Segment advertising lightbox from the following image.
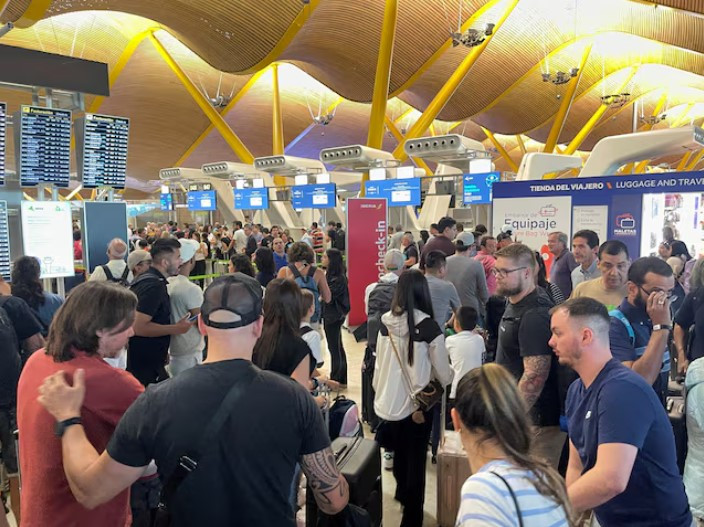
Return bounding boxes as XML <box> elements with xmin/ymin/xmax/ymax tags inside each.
<box><xmin>20</xmin><ymin>201</ymin><xmax>74</xmax><ymax>278</ymax></box>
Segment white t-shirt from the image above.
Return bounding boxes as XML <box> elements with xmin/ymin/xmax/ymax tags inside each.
<box><xmin>456</xmin><ymin>459</ymin><xmax>568</xmax><ymax>526</ymax></box>
<box><xmin>88</xmin><ymin>259</ymin><xmax>133</xmax><ymax>284</ymax></box>
<box><xmin>446</xmin><ymin>331</ymin><xmax>485</xmax><ymax>398</ymax></box>
<box><xmin>234</xmin><ymin>229</ymin><xmax>247</xmax><ymax>253</ymax></box>
<box><xmin>166</xmin><ymin>275</ymin><xmax>204</xmax><ymax>357</ymax></box>
<box><xmin>300</xmin><ymin>322</ymin><xmax>322</xmax><ymax>366</ymax></box>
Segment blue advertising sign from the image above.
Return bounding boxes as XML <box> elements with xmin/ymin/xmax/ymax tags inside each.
<box><xmin>463</xmin><ymin>172</ymin><xmax>499</xmax><ymax>205</ymax></box>
<box><xmin>234</xmin><ymin>187</ymin><xmax>269</xmax><ymax>210</ymax></box>
<box><xmin>291</xmin><ymin>183</ymin><xmax>337</xmax><ymax>209</ymax></box>
<box><xmin>160</xmin><ymin>193</ymin><xmax>173</xmax><ymax>211</ymax></box>
<box><xmin>609</xmin><ymin>193</ymin><xmax>642</xmax><ymax>259</ymax></box>
<box><xmin>187</xmin><ymin>190</ymin><xmax>217</xmax><ymax>211</ymax></box>
<box><xmin>364</xmin><ymin>178</ymin><xmax>421</xmax><ymax>207</ymax></box>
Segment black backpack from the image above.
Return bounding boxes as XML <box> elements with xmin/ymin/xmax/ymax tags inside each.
<box><xmin>334</xmin><ymin>229</ymin><xmax>346</xmax><ymax>251</ymax></box>
<box><xmin>0</xmin><ymin>297</ymin><xmax>21</xmax><ymax>408</ymax></box>
<box><xmin>102</xmin><ymin>264</ymin><xmax>130</xmax><ymax>287</ymax></box>
<box><xmin>366</xmin><ymin>281</ymin><xmax>396</xmax><ymax>352</ymax></box>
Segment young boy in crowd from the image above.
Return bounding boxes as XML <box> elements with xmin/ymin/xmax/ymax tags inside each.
<box><xmin>447</xmin><ymin>306</ymin><xmax>486</xmax><ymax>401</ymax></box>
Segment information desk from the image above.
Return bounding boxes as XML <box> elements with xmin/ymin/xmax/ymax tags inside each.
<box><xmin>16</xmin><ymin>106</ymin><xmax>72</xmax><ymax>188</ymax></box>
<box><xmin>76</xmin><ymin>113</ymin><xmax>129</xmax><ymax>189</ymax></box>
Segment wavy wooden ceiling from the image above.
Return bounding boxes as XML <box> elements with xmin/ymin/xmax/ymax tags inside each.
<box><xmin>1</xmin><ymin>0</ymin><xmax>704</xmax><ymax>185</ymax></box>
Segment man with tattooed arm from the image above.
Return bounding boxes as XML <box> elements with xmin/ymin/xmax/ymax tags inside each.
<box><xmin>35</xmin><ymin>273</ymin><xmax>348</xmax><ymax>526</ymax></box>
<box><xmin>494</xmin><ymin>243</ymin><xmax>564</xmax><ymax>469</ymax></box>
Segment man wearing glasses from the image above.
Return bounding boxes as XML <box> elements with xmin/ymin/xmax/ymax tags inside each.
<box><xmin>494</xmin><ymin>243</ymin><xmax>563</xmax><ymax>469</ymax></box>
<box><xmin>609</xmin><ymin>256</ymin><xmax>676</xmax><ymax>405</ymax></box>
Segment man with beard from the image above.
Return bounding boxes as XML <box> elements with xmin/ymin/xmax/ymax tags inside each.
<box><xmin>128</xmin><ymin>238</ymin><xmax>192</xmax><ymax>386</ymax></box>
<box><xmin>608</xmin><ymin>257</ymin><xmax>675</xmax><ymax>405</ymax></box>
<box><xmin>494</xmin><ymin>243</ymin><xmax>562</xmax><ymax>469</ymax></box>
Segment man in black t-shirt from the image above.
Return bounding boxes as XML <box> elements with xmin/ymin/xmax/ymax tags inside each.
<box><xmin>128</xmin><ymin>238</ymin><xmax>192</xmax><ymax>386</ymax></box>
<box><xmin>494</xmin><ymin>243</ymin><xmax>563</xmax><ymax>469</ymax></box>
<box><xmin>401</xmin><ymin>232</ymin><xmax>419</xmax><ymax>268</ymax></box>
<box><xmin>36</xmin><ymin>273</ymin><xmax>348</xmax><ymax>526</ymax></box>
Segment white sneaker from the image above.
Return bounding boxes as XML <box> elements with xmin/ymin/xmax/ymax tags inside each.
<box><xmin>383</xmin><ymin>451</ymin><xmax>394</xmax><ymax>471</ymax></box>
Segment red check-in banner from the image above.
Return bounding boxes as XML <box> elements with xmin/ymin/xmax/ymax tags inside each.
<box><xmin>346</xmin><ymin>198</ymin><xmax>388</xmax><ymax>326</ymax></box>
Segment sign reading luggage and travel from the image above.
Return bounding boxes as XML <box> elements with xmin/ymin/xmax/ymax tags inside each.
<box><xmin>76</xmin><ymin>113</ymin><xmax>129</xmax><ymax>189</ymax></box>
<box><xmin>16</xmin><ymin>106</ymin><xmax>72</xmax><ymax>188</ymax></box>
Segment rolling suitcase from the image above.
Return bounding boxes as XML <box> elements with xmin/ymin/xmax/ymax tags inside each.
<box><xmin>306</xmin><ymin>436</ymin><xmax>382</xmax><ymax>527</ymax></box>
<box><xmin>436</xmin><ymin>398</ymin><xmax>472</xmax><ymax>527</ymax></box>
<box><xmin>667</xmin><ymin>395</ymin><xmax>687</xmax><ymax>474</ymax></box>
<box><xmin>361</xmin><ymin>346</ymin><xmax>380</xmax><ymax>431</ymax></box>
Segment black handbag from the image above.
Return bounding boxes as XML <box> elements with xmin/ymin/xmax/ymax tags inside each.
<box><xmin>151</xmin><ymin>367</ymin><xmax>257</xmax><ymax>526</ymax></box>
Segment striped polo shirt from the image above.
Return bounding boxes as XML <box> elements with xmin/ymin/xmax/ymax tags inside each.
<box><xmin>455</xmin><ymin>459</ymin><xmax>568</xmax><ymax>527</ymax></box>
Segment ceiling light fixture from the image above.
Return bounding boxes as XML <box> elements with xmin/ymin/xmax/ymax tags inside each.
<box><xmin>541</xmin><ymin>67</ymin><xmax>579</xmax><ymax>85</ymax></box>
<box><xmin>451</xmin><ymin>23</ymin><xmax>495</xmax><ymax>48</ymax></box>
<box><xmin>640</xmin><ymin>114</ymin><xmax>667</xmax><ymax>126</ymax></box>
<box><xmin>601</xmin><ymin>93</ymin><xmax>631</xmax><ymax>108</ymax></box>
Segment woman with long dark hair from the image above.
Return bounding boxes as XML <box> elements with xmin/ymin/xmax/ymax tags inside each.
<box><xmin>535</xmin><ymin>251</ymin><xmax>565</xmax><ymax>305</ymax></box>
<box><xmin>229</xmin><ymin>253</ymin><xmax>255</xmax><ymax>278</ymax></box>
<box><xmin>321</xmin><ymin>248</ymin><xmax>350</xmax><ymax>386</ymax></box>
<box><xmin>373</xmin><ymin>269</ymin><xmax>452</xmax><ymax>527</ymax></box>
<box><xmin>254</xmin><ymin>247</ymin><xmax>276</xmax><ymax>288</ymax></box>
<box><xmin>11</xmin><ymin>256</ymin><xmax>64</xmax><ymax>336</ymax></box>
<box><xmin>452</xmin><ymin>363</ymin><xmax>575</xmax><ymax>526</ymax></box>
<box><xmin>252</xmin><ymin>279</ymin><xmax>314</xmax><ymax>388</ymax></box>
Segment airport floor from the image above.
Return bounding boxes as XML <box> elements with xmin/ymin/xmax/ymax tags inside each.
<box><xmin>4</xmin><ymin>327</ymin><xmax>441</xmax><ymax>527</ymax></box>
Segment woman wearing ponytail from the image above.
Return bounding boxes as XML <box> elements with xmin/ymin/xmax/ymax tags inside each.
<box><xmin>452</xmin><ymin>363</ymin><xmax>576</xmax><ymax>527</ymax></box>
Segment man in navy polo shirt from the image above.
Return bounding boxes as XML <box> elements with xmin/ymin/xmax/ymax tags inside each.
<box><xmin>549</xmin><ymin>297</ymin><xmax>691</xmax><ymax>527</ymax></box>
<box><xmin>608</xmin><ymin>257</ymin><xmax>675</xmax><ymax>405</ymax></box>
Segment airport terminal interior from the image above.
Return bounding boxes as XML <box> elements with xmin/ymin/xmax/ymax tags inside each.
<box><xmin>3</xmin><ymin>0</ymin><xmax>704</xmax><ymax>526</ymax></box>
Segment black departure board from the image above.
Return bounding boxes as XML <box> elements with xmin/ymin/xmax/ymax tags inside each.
<box><xmin>0</xmin><ymin>103</ymin><xmax>6</xmax><ymax>186</ymax></box>
<box><xmin>76</xmin><ymin>113</ymin><xmax>129</xmax><ymax>189</ymax></box>
<box><xmin>16</xmin><ymin>105</ymin><xmax>72</xmax><ymax>188</ymax></box>
<box><xmin>0</xmin><ymin>201</ymin><xmax>10</xmax><ymax>279</ymax></box>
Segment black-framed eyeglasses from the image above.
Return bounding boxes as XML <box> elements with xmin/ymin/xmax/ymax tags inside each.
<box><xmin>491</xmin><ymin>266</ymin><xmax>527</xmax><ymax>278</ymax></box>
<box><xmin>638</xmin><ymin>284</ymin><xmax>677</xmax><ymax>303</ymax></box>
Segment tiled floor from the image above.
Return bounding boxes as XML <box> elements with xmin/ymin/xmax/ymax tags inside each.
<box><xmin>4</xmin><ymin>326</ymin><xmax>442</xmax><ymax>527</ymax></box>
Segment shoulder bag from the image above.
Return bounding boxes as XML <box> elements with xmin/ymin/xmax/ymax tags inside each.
<box><xmin>152</xmin><ymin>367</ymin><xmax>257</xmax><ymax>526</ymax></box>
<box><xmin>387</xmin><ymin>330</ymin><xmax>443</xmax><ymax>425</ymax></box>
<box><xmin>490</xmin><ymin>471</ymin><xmax>524</xmax><ymax>527</ymax></box>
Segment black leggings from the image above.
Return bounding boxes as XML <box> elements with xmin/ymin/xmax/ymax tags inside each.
<box><xmin>324</xmin><ymin>318</ymin><xmax>347</xmax><ymax>385</ymax></box>
<box><xmin>190</xmin><ymin>260</ymin><xmax>206</xmax><ymax>287</ymax></box>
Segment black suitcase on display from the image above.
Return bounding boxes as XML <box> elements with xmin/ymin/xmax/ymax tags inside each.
<box><xmin>306</xmin><ymin>436</ymin><xmax>382</xmax><ymax>527</ymax></box>
<box><xmin>666</xmin><ymin>395</ymin><xmax>687</xmax><ymax>474</ymax></box>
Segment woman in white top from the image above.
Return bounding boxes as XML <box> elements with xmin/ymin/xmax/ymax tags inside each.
<box><xmin>373</xmin><ymin>269</ymin><xmax>452</xmax><ymax>527</ymax></box>
<box><xmin>451</xmin><ymin>364</ymin><xmax>575</xmax><ymax>527</ymax></box>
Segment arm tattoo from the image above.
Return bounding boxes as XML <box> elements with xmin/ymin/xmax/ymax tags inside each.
<box><xmin>518</xmin><ymin>355</ymin><xmax>551</xmax><ymax>410</ymax></box>
<box><xmin>301</xmin><ymin>447</ymin><xmax>348</xmax><ymax>514</ymax></box>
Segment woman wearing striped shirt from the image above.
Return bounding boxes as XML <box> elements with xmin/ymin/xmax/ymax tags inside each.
<box><xmin>451</xmin><ymin>364</ymin><xmax>576</xmax><ymax>527</ymax></box>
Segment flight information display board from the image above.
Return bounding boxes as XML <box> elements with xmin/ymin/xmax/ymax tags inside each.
<box><xmin>16</xmin><ymin>106</ymin><xmax>72</xmax><ymax>188</ymax></box>
<box><xmin>364</xmin><ymin>178</ymin><xmax>422</xmax><ymax>207</ymax></box>
<box><xmin>463</xmin><ymin>171</ymin><xmax>500</xmax><ymax>205</ymax></box>
<box><xmin>160</xmin><ymin>193</ymin><xmax>173</xmax><ymax>211</ymax></box>
<box><xmin>76</xmin><ymin>113</ymin><xmax>129</xmax><ymax>189</ymax></box>
<box><xmin>234</xmin><ymin>188</ymin><xmax>269</xmax><ymax>210</ymax></box>
<box><xmin>0</xmin><ymin>201</ymin><xmax>10</xmax><ymax>279</ymax></box>
<box><xmin>0</xmin><ymin>103</ymin><xmax>6</xmax><ymax>187</ymax></box>
<box><xmin>291</xmin><ymin>183</ymin><xmax>337</xmax><ymax>209</ymax></box>
<box><xmin>187</xmin><ymin>190</ymin><xmax>217</xmax><ymax>211</ymax></box>
<box><xmin>20</xmin><ymin>201</ymin><xmax>74</xmax><ymax>278</ymax></box>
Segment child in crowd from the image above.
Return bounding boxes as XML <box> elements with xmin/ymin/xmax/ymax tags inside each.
<box><xmin>446</xmin><ymin>306</ymin><xmax>486</xmax><ymax>400</ymax></box>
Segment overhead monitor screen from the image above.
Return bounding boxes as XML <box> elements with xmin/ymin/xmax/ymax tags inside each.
<box><xmin>187</xmin><ymin>190</ymin><xmax>217</xmax><ymax>211</ymax></box>
<box><xmin>0</xmin><ymin>103</ymin><xmax>6</xmax><ymax>186</ymax></box>
<box><xmin>160</xmin><ymin>193</ymin><xmax>173</xmax><ymax>211</ymax></box>
<box><xmin>463</xmin><ymin>171</ymin><xmax>500</xmax><ymax>205</ymax></box>
<box><xmin>234</xmin><ymin>188</ymin><xmax>269</xmax><ymax>210</ymax></box>
<box><xmin>364</xmin><ymin>178</ymin><xmax>422</xmax><ymax>207</ymax></box>
<box><xmin>20</xmin><ymin>201</ymin><xmax>74</xmax><ymax>278</ymax></box>
<box><xmin>17</xmin><ymin>105</ymin><xmax>72</xmax><ymax>188</ymax></box>
<box><xmin>291</xmin><ymin>183</ymin><xmax>337</xmax><ymax>209</ymax></box>
<box><xmin>77</xmin><ymin>113</ymin><xmax>129</xmax><ymax>189</ymax></box>
<box><xmin>0</xmin><ymin>201</ymin><xmax>10</xmax><ymax>279</ymax></box>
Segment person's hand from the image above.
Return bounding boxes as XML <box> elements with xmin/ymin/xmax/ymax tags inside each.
<box><xmin>174</xmin><ymin>315</ymin><xmax>193</xmax><ymax>335</ymax></box>
<box><xmin>677</xmin><ymin>358</ymin><xmax>690</xmax><ymax>377</ymax></box>
<box><xmin>646</xmin><ymin>291</ymin><xmax>672</xmax><ymax>326</ymax></box>
<box><xmin>324</xmin><ymin>379</ymin><xmax>341</xmax><ymax>391</ymax></box>
<box><xmin>37</xmin><ymin>369</ymin><xmax>86</xmax><ymax>422</ymax></box>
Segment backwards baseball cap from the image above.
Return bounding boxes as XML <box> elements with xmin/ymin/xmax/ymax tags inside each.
<box><xmin>127</xmin><ymin>250</ymin><xmax>151</xmax><ymax>271</ymax></box>
<box><xmin>178</xmin><ymin>238</ymin><xmax>200</xmax><ymax>263</ymax></box>
<box><xmin>201</xmin><ymin>273</ymin><xmax>263</xmax><ymax>329</ymax></box>
<box><xmin>454</xmin><ymin>231</ymin><xmax>475</xmax><ymax>249</ymax></box>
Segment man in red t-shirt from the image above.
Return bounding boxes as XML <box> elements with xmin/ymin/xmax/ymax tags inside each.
<box><xmin>17</xmin><ymin>282</ymin><xmax>144</xmax><ymax>527</ymax></box>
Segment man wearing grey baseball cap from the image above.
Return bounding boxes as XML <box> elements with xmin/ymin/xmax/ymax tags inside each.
<box><xmin>36</xmin><ymin>273</ymin><xmax>349</xmax><ymax>526</ymax></box>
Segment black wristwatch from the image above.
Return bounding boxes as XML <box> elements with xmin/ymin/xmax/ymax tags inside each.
<box><xmin>55</xmin><ymin>417</ymin><xmax>82</xmax><ymax>437</ymax></box>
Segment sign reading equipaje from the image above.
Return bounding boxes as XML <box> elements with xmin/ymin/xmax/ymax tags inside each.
<box><xmin>493</xmin><ymin>196</ymin><xmax>572</xmax><ymax>252</ymax></box>
<box><xmin>346</xmin><ymin>198</ymin><xmax>387</xmax><ymax>326</ymax></box>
